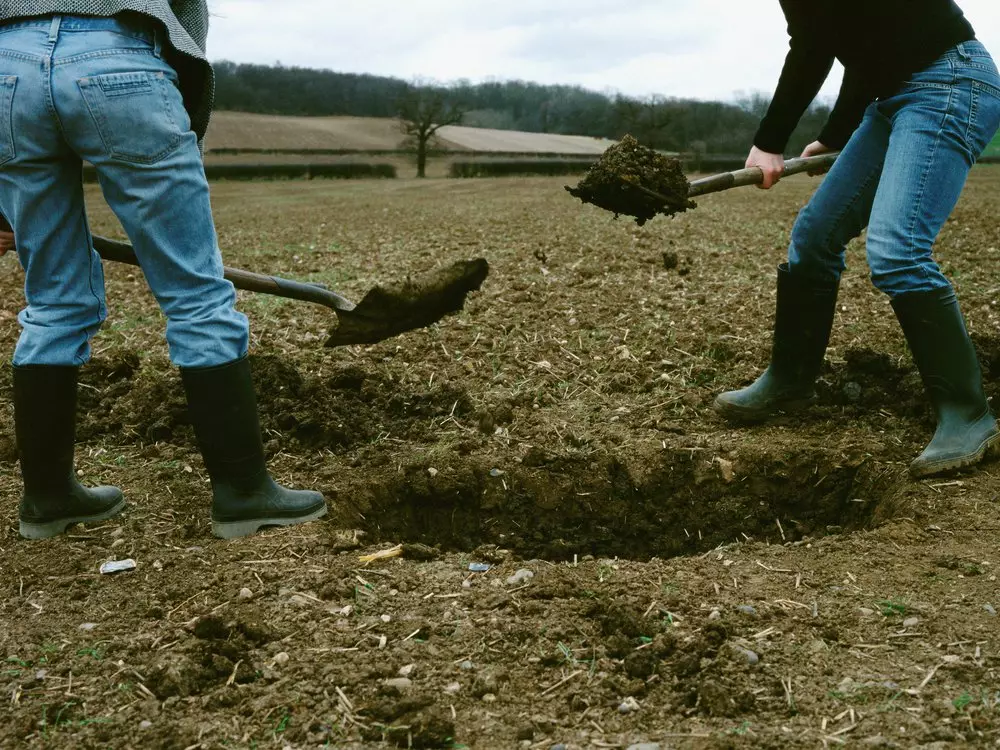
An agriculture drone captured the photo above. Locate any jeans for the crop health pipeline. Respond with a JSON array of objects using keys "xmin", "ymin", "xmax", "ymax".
[
  {"xmin": 0, "ymin": 14, "xmax": 248, "ymax": 368},
  {"xmin": 788, "ymin": 41, "xmax": 1000, "ymax": 297}
]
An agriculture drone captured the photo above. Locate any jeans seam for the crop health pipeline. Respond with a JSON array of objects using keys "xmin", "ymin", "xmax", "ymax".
[
  {"xmin": 904, "ymin": 87, "xmax": 954, "ymax": 291},
  {"xmin": 54, "ymin": 49, "xmax": 154, "ymax": 66},
  {"xmin": 0, "ymin": 49, "xmax": 41, "ymax": 63}
]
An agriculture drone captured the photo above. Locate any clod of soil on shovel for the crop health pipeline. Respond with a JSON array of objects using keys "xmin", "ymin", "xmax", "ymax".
[
  {"xmin": 325, "ymin": 258, "xmax": 490, "ymax": 346},
  {"xmin": 565, "ymin": 134, "xmax": 695, "ymax": 226}
]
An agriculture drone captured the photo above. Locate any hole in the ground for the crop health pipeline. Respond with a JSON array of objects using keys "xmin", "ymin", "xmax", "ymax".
[{"xmin": 345, "ymin": 445, "xmax": 909, "ymax": 560}]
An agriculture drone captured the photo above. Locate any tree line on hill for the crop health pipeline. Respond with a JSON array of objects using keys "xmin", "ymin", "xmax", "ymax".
[{"xmin": 213, "ymin": 61, "xmax": 833, "ymax": 157}]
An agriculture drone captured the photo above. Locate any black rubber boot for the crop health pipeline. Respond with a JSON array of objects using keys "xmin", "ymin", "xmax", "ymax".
[
  {"xmin": 714, "ymin": 264, "xmax": 838, "ymax": 421},
  {"xmin": 891, "ymin": 288, "xmax": 999, "ymax": 478},
  {"xmin": 180, "ymin": 357, "xmax": 327, "ymax": 539},
  {"xmin": 14, "ymin": 365, "xmax": 125, "ymax": 540}
]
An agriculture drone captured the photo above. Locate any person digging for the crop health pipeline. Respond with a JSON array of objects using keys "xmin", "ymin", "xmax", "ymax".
[
  {"xmin": 714, "ymin": 0, "xmax": 1000, "ymax": 478},
  {"xmin": 0, "ymin": 5, "xmax": 326, "ymax": 539}
]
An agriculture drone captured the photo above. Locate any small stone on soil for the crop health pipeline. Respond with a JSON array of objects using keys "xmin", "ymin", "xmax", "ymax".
[
  {"xmin": 984, "ymin": 604, "xmax": 997, "ymax": 616},
  {"xmin": 398, "ymin": 663, "xmax": 415, "ymax": 677},
  {"xmin": 736, "ymin": 605, "xmax": 757, "ymax": 616},
  {"xmin": 444, "ymin": 682, "xmax": 461, "ymax": 694},
  {"xmin": 79, "ymin": 622, "xmax": 97, "ymax": 631},
  {"xmin": 627, "ymin": 744, "xmax": 662, "ymax": 750},
  {"xmin": 618, "ymin": 696, "xmax": 641, "ymax": 714},
  {"xmin": 507, "ymin": 569, "xmax": 534, "ymax": 585},
  {"xmin": 460, "ymin": 660, "xmax": 474, "ymax": 671},
  {"xmin": 859, "ymin": 607, "xmax": 875, "ymax": 616},
  {"xmin": 708, "ymin": 609, "xmax": 721, "ymax": 621},
  {"xmin": 738, "ymin": 647, "xmax": 760, "ymax": 666},
  {"xmin": 238, "ymin": 587, "xmax": 253, "ymax": 600},
  {"xmin": 272, "ymin": 652, "xmax": 290, "ymax": 667},
  {"xmin": 384, "ymin": 677, "xmax": 412, "ymax": 690},
  {"xmin": 903, "ymin": 616, "xmax": 920, "ymax": 628},
  {"xmin": 139, "ymin": 720, "xmax": 152, "ymax": 730}
]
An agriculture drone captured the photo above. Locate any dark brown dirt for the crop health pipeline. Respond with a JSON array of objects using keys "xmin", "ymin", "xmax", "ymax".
[
  {"xmin": 1, "ymin": 170, "xmax": 999, "ymax": 748},
  {"xmin": 566, "ymin": 134, "xmax": 695, "ymax": 225},
  {"xmin": 327, "ymin": 258, "xmax": 490, "ymax": 346}
]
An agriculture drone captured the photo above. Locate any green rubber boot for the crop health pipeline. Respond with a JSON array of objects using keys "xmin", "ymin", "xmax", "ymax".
[
  {"xmin": 180, "ymin": 357, "xmax": 327, "ymax": 539},
  {"xmin": 891, "ymin": 288, "xmax": 1000, "ymax": 478},
  {"xmin": 14, "ymin": 365, "xmax": 125, "ymax": 540},
  {"xmin": 714, "ymin": 264, "xmax": 838, "ymax": 422}
]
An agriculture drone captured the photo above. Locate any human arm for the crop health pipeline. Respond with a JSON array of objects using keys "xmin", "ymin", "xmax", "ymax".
[
  {"xmin": 816, "ymin": 66, "xmax": 871, "ymax": 150},
  {"xmin": 750, "ymin": 3, "xmax": 835, "ymax": 188}
]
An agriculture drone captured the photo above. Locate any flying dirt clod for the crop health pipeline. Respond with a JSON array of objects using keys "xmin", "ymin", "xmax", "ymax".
[{"xmin": 565, "ymin": 134, "xmax": 695, "ymax": 226}]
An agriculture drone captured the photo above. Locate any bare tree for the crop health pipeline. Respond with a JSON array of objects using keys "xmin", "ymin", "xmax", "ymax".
[{"xmin": 397, "ymin": 82, "xmax": 465, "ymax": 178}]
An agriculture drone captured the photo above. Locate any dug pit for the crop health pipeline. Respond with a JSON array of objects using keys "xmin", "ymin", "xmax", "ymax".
[
  {"xmin": 34, "ymin": 351, "xmax": 913, "ymax": 561},
  {"xmin": 348, "ymin": 443, "xmax": 909, "ymax": 560}
]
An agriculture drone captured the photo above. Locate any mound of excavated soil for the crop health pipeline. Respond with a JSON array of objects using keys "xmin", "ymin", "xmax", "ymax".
[{"xmin": 566, "ymin": 134, "xmax": 695, "ymax": 225}]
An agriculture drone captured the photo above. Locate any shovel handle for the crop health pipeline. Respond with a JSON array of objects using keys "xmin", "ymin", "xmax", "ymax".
[
  {"xmin": 92, "ymin": 235, "xmax": 356, "ymax": 313},
  {"xmin": 688, "ymin": 152, "xmax": 840, "ymax": 198}
]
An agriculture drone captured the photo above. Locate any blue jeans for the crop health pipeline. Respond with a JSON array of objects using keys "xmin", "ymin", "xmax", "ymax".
[
  {"xmin": 789, "ymin": 41, "xmax": 1000, "ymax": 296},
  {"xmin": 0, "ymin": 14, "xmax": 248, "ymax": 368}
]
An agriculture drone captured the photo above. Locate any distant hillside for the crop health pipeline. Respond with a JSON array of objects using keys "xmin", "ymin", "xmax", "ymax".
[
  {"xmin": 204, "ymin": 112, "xmax": 614, "ymax": 155},
  {"xmin": 211, "ymin": 61, "xmax": 831, "ymax": 156}
]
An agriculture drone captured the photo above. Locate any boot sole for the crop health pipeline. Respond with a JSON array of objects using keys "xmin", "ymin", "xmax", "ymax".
[
  {"xmin": 19, "ymin": 498, "xmax": 127, "ymax": 541},
  {"xmin": 212, "ymin": 504, "xmax": 328, "ymax": 540},
  {"xmin": 909, "ymin": 431, "xmax": 1000, "ymax": 479},
  {"xmin": 713, "ymin": 394, "xmax": 817, "ymax": 423}
]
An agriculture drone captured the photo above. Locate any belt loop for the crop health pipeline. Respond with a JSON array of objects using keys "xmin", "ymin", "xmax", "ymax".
[
  {"xmin": 47, "ymin": 15, "xmax": 61, "ymax": 43},
  {"xmin": 956, "ymin": 42, "xmax": 971, "ymax": 61},
  {"xmin": 153, "ymin": 27, "xmax": 163, "ymax": 58}
]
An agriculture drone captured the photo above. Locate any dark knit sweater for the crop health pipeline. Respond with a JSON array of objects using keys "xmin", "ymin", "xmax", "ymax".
[{"xmin": 754, "ymin": 0, "xmax": 975, "ymax": 153}]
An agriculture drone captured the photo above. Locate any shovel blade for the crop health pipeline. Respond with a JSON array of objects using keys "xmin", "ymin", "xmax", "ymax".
[{"xmin": 325, "ymin": 258, "xmax": 489, "ymax": 347}]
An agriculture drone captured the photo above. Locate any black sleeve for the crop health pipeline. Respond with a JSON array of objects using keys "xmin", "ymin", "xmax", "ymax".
[
  {"xmin": 753, "ymin": 12, "xmax": 835, "ymax": 154},
  {"xmin": 817, "ymin": 67, "xmax": 872, "ymax": 149}
]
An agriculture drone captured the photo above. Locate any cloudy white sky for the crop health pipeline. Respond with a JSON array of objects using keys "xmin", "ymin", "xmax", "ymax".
[{"xmin": 209, "ymin": 1, "xmax": 1000, "ymax": 104}]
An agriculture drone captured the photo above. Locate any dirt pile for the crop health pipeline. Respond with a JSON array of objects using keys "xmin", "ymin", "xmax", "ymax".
[{"xmin": 565, "ymin": 134, "xmax": 695, "ymax": 225}]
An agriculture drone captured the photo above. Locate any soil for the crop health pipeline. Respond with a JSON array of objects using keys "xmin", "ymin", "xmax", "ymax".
[
  {"xmin": 1, "ymin": 170, "xmax": 1000, "ymax": 748},
  {"xmin": 327, "ymin": 258, "xmax": 490, "ymax": 347},
  {"xmin": 565, "ymin": 135, "xmax": 695, "ymax": 225}
]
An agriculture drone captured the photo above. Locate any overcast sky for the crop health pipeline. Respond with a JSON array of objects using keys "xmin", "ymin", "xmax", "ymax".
[{"xmin": 209, "ymin": 1, "xmax": 1000, "ymax": 104}]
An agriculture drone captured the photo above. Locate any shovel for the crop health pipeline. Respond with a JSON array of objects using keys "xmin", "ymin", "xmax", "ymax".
[
  {"xmin": 566, "ymin": 146, "xmax": 841, "ymax": 224},
  {"xmin": 92, "ymin": 235, "xmax": 489, "ymax": 347}
]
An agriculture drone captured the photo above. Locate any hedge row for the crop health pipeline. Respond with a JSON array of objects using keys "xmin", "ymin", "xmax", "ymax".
[
  {"xmin": 450, "ymin": 159, "xmax": 597, "ymax": 178},
  {"xmin": 82, "ymin": 162, "xmax": 396, "ymax": 182}
]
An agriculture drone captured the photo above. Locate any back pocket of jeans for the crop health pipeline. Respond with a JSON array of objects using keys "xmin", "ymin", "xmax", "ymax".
[
  {"xmin": 78, "ymin": 71, "xmax": 185, "ymax": 164},
  {"xmin": 0, "ymin": 76, "xmax": 17, "ymax": 167}
]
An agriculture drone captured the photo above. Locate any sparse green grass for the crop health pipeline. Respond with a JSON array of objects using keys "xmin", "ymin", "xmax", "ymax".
[
  {"xmin": 984, "ymin": 132, "xmax": 1000, "ymax": 158},
  {"xmin": 877, "ymin": 597, "xmax": 908, "ymax": 617}
]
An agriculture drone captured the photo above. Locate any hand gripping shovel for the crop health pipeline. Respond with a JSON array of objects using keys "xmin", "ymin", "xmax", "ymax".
[{"xmin": 92, "ymin": 236, "xmax": 489, "ymax": 347}]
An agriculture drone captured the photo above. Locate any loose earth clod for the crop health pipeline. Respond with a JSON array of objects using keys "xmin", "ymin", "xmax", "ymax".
[
  {"xmin": 565, "ymin": 134, "xmax": 696, "ymax": 225},
  {"xmin": 326, "ymin": 258, "xmax": 489, "ymax": 346}
]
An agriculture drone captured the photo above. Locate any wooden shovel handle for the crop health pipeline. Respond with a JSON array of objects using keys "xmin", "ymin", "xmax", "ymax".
[
  {"xmin": 91, "ymin": 235, "xmax": 356, "ymax": 313},
  {"xmin": 688, "ymin": 152, "xmax": 840, "ymax": 198}
]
